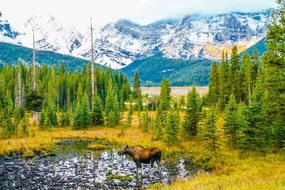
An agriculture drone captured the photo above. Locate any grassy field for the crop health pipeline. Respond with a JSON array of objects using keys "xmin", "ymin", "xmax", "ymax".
[
  {"xmin": 1, "ymin": 112, "xmax": 285, "ymax": 190},
  {"xmin": 141, "ymin": 86, "xmax": 208, "ymax": 97}
]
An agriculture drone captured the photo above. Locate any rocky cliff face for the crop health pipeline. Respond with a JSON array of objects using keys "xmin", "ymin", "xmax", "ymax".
[{"xmin": 0, "ymin": 10, "xmax": 271, "ymax": 69}]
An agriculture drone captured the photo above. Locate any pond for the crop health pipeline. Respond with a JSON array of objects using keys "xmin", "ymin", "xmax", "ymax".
[{"xmin": 0, "ymin": 140, "xmax": 198, "ymax": 189}]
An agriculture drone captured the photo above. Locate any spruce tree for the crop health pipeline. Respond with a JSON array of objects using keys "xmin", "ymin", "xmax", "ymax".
[
  {"xmin": 91, "ymin": 95, "xmax": 104, "ymax": 126},
  {"xmin": 218, "ymin": 52, "xmax": 228, "ymax": 110},
  {"xmin": 262, "ymin": 1, "xmax": 285, "ymax": 148},
  {"xmin": 159, "ymin": 78, "xmax": 171, "ymax": 110},
  {"xmin": 22, "ymin": 114, "xmax": 29, "ymax": 136},
  {"xmin": 105, "ymin": 81, "xmax": 120, "ymax": 126},
  {"xmin": 251, "ymin": 50, "xmax": 260, "ymax": 86},
  {"xmin": 240, "ymin": 52, "xmax": 252, "ymax": 104},
  {"xmin": 231, "ymin": 45, "xmax": 241, "ymax": 101},
  {"xmin": 40, "ymin": 108, "xmax": 46, "ymax": 128},
  {"xmin": 239, "ymin": 97, "xmax": 266, "ymax": 152},
  {"xmin": 223, "ymin": 95, "xmax": 239, "ymax": 148},
  {"xmin": 164, "ymin": 111, "xmax": 179, "ymax": 144},
  {"xmin": 204, "ymin": 108, "xmax": 218, "ymax": 154},
  {"xmin": 208, "ymin": 61, "xmax": 219, "ymax": 105},
  {"xmin": 153, "ymin": 104, "xmax": 164, "ymax": 140},
  {"xmin": 184, "ymin": 86, "xmax": 201, "ymax": 137},
  {"xmin": 133, "ymin": 70, "xmax": 141, "ymax": 99},
  {"xmin": 73, "ymin": 94, "xmax": 90, "ymax": 129}
]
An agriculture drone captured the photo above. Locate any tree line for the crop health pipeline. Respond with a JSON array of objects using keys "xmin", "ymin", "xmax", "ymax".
[{"xmin": 0, "ymin": 62, "xmax": 132, "ymax": 138}]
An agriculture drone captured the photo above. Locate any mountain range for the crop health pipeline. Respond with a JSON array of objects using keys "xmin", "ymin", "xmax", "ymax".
[{"xmin": 0, "ymin": 10, "xmax": 270, "ymax": 85}]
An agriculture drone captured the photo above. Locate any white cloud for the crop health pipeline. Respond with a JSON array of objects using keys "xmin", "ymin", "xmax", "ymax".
[{"xmin": 0, "ymin": 0, "xmax": 278, "ymax": 30}]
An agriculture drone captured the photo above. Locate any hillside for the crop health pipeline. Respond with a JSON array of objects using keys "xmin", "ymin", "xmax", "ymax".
[
  {"xmin": 121, "ymin": 53, "xmax": 212, "ymax": 86},
  {"xmin": 122, "ymin": 37, "xmax": 267, "ymax": 86},
  {"xmin": 0, "ymin": 42, "xmax": 89, "ymax": 70},
  {"xmin": 242, "ymin": 37, "xmax": 267, "ymax": 56}
]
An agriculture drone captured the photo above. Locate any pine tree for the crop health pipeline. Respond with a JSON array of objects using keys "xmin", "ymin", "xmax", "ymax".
[
  {"xmin": 262, "ymin": 1, "xmax": 285, "ymax": 148},
  {"xmin": 223, "ymin": 95, "xmax": 239, "ymax": 148},
  {"xmin": 164, "ymin": 111, "xmax": 179, "ymax": 144},
  {"xmin": 153, "ymin": 104, "xmax": 164, "ymax": 140},
  {"xmin": 22, "ymin": 114, "xmax": 29, "ymax": 136},
  {"xmin": 240, "ymin": 52, "xmax": 252, "ymax": 104},
  {"xmin": 251, "ymin": 50, "xmax": 260, "ymax": 86},
  {"xmin": 105, "ymin": 81, "xmax": 120, "ymax": 126},
  {"xmin": 208, "ymin": 61, "xmax": 219, "ymax": 105},
  {"xmin": 239, "ymin": 97, "xmax": 266, "ymax": 152},
  {"xmin": 40, "ymin": 108, "xmax": 46, "ymax": 128},
  {"xmin": 133, "ymin": 70, "xmax": 141, "ymax": 99},
  {"xmin": 184, "ymin": 86, "xmax": 201, "ymax": 137},
  {"xmin": 159, "ymin": 78, "xmax": 171, "ymax": 110},
  {"xmin": 204, "ymin": 108, "xmax": 218, "ymax": 154},
  {"xmin": 140, "ymin": 108, "xmax": 151, "ymax": 133},
  {"xmin": 73, "ymin": 94, "xmax": 90, "ymax": 129},
  {"xmin": 91, "ymin": 95, "xmax": 104, "ymax": 126},
  {"xmin": 218, "ymin": 51, "xmax": 228, "ymax": 110},
  {"xmin": 81, "ymin": 94, "xmax": 91, "ymax": 128},
  {"xmin": 46, "ymin": 105, "xmax": 57, "ymax": 127},
  {"xmin": 231, "ymin": 45, "xmax": 241, "ymax": 101}
]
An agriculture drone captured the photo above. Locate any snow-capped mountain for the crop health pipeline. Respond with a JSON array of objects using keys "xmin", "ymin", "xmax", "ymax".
[
  {"xmin": 0, "ymin": 11, "xmax": 20, "ymax": 44},
  {"xmin": 0, "ymin": 10, "xmax": 271, "ymax": 69},
  {"xmin": 18, "ymin": 13, "xmax": 83, "ymax": 56}
]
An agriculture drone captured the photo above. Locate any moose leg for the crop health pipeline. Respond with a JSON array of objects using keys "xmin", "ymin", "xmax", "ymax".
[
  {"xmin": 139, "ymin": 163, "xmax": 143, "ymax": 184},
  {"xmin": 150, "ymin": 161, "xmax": 154, "ymax": 175},
  {"xmin": 157, "ymin": 161, "xmax": 162, "ymax": 182}
]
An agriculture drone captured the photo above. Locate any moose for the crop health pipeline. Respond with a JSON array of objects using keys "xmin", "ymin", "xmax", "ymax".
[{"xmin": 118, "ymin": 144, "xmax": 162, "ymax": 182}]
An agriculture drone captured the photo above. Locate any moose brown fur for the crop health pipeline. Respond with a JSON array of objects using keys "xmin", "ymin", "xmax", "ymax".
[{"xmin": 118, "ymin": 144, "xmax": 162, "ymax": 181}]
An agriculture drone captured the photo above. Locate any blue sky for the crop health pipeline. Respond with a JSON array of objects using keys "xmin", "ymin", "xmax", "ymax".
[{"xmin": 0, "ymin": 0, "xmax": 278, "ymax": 29}]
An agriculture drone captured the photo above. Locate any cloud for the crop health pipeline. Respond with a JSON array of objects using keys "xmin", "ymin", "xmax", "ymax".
[{"xmin": 0, "ymin": 0, "xmax": 278, "ymax": 30}]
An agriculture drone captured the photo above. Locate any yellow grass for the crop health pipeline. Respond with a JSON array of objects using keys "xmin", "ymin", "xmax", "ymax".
[
  {"xmin": 157, "ymin": 153, "xmax": 285, "ymax": 190},
  {"xmin": 0, "ymin": 113, "xmax": 180, "ymax": 156}
]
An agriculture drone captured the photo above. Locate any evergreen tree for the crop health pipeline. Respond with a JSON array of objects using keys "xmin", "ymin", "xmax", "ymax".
[
  {"xmin": 218, "ymin": 51, "xmax": 228, "ymax": 110},
  {"xmin": 40, "ymin": 108, "xmax": 46, "ymax": 128},
  {"xmin": 262, "ymin": 1, "xmax": 285, "ymax": 148},
  {"xmin": 251, "ymin": 50, "xmax": 260, "ymax": 86},
  {"xmin": 240, "ymin": 52, "xmax": 252, "ymax": 104},
  {"xmin": 239, "ymin": 97, "xmax": 266, "ymax": 152},
  {"xmin": 153, "ymin": 104, "xmax": 164, "ymax": 140},
  {"xmin": 231, "ymin": 45, "xmax": 241, "ymax": 100},
  {"xmin": 133, "ymin": 70, "xmax": 141, "ymax": 99},
  {"xmin": 22, "ymin": 114, "xmax": 29, "ymax": 136},
  {"xmin": 73, "ymin": 94, "xmax": 90, "ymax": 129},
  {"xmin": 159, "ymin": 78, "xmax": 171, "ymax": 110},
  {"xmin": 140, "ymin": 108, "xmax": 151, "ymax": 133},
  {"xmin": 204, "ymin": 108, "xmax": 218, "ymax": 154},
  {"xmin": 184, "ymin": 86, "xmax": 201, "ymax": 137},
  {"xmin": 208, "ymin": 61, "xmax": 219, "ymax": 105},
  {"xmin": 223, "ymin": 95, "xmax": 239, "ymax": 147},
  {"xmin": 91, "ymin": 95, "xmax": 104, "ymax": 126},
  {"xmin": 105, "ymin": 81, "xmax": 120, "ymax": 126},
  {"xmin": 46, "ymin": 105, "xmax": 57, "ymax": 127},
  {"xmin": 164, "ymin": 111, "xmax": 179, "ymax": 144}
]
